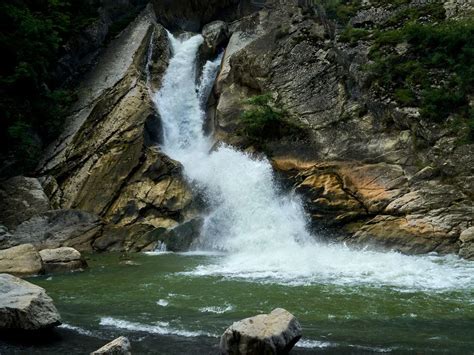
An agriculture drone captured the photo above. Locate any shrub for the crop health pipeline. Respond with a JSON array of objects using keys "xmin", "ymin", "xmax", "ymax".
[
  {"xmin": 366, "ymin": 18, "xmax": 474, "ymax": 141},
  {"xmin": 240, "ymin": 94, "xmax": 284, "ymax": 139}
]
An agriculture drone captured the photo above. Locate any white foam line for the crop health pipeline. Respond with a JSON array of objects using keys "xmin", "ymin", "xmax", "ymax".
[
  {"xmin": 99, "ymin": 317, "xmax": 217, "ymax": 338},
  {"xmin": 58, "ymin": 323, "xmax": 94, "ymax": 336}
]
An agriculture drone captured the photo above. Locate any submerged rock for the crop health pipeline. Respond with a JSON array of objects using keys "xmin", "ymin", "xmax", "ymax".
[
  {"xmin": 39, "ymin": 247, "xmax": 87, "ymax": 274},
  {"xmin": 220, "ymin": 308, "xmax": 302, "ymax": 354},
  {"xmin": 0, "ymin": 273, "xmax": 61, "ymax": 330},
  {"xmin": 91, "ymin": 336, "xmax": 131, "ymax": 355},
  {"xmin": 0, "ymin": 244, "xmax": 43, "ymax": 277}
]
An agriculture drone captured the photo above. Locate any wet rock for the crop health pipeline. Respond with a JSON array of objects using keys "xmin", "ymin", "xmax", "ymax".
[
  {"xmin": 201, "ymin": 20, "xmax": 230, "ymax": 59},
  {"xmin": 6, "ymin": 209, "xmax": 103, "ymax": 251},
  {"xmin": 0, "ymin": 273, "xmax": 61, "ymax": 330},
  {"xmin": 39, "ymin": 247, "xmax": 87, "ymax": 274},
  {"xmin": 91, "ymin": 336, "xmax": 131, "ymax": 355},
  {"xmin": 0, "ymin": 176, "xmax": 50, "ymax": 230},
  {"xmin": 459, "ymin": 227, "xmax": 474, "ymax": 260},
  {"xmin": 220, "ymin": 308, "xmax": 302, "ymax": 355},
  {"xmin": 0, "ymin": 244, "xmax": 43, "ymax": 277},
  {"xmin": 144, "ymin": 218, "xmax": 203, "ymax": 252}
]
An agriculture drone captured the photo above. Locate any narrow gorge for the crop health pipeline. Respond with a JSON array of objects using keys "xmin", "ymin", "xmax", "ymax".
[{"xmin": 0, "ymin": 0, "xmax": 473, "ymax": 354}]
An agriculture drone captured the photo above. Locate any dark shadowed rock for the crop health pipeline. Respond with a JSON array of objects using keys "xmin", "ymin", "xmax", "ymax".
[
  {"xmin": 0, "ymin": 244, "xmax": 43, "ymax": 277},
  {"xmin": 144, "ymin": 218, "xmax": 203, "ymax": 252},
  {"xmin": 220, "ymin": 308, "xmax": 302, "ymax": 355},
  {"xmin": 5, "ymin": 210, "xmax": 103, "ymax": 251},
  {"xmin": 91, "ymin": 336, "xmax": 131, "ymax": 355},
  {"xmin": 0, "ymin": 273, "xmax": 61, "ymax": 330},
  {"xmin": 201, "ymin": 20, "xmax": 230, "ymax": 58},
  {"xmin": 0, "ymin": 176, "xmax": 50, "ymax": 230}
]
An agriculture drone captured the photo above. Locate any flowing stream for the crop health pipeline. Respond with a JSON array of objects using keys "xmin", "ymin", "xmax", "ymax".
[{"xmin": 5, "ymin": 32, "xmax": 473, "ymax": 355}]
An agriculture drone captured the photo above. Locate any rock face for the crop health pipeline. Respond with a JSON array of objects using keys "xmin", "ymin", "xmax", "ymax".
[
  {"xmin": 91, "ymin": 336, "xmax": 132, "ymax": 355},
  {"xmin": 3, "ymin": 210, "xmax": 103, "ymax": 252},
  {"xmin": 0, "ymin": 177, "xmax": 50, "ymax": 230},
  {"xmin": 151, "ymin": 0, "xmax": 259, "ymax": 32},
  {"xmin": 39, "ymin": 247, "xmax": 87, "ymax": 274},
  {"xmin": 0, "ymin": 273, "xmax": 61, "ymax": 330},
  {"xmin": 211, "ymin": 0, "xmax": 474, "ymax": 258},
  {"xmin": 201, "ymin": 21, "xmax": 230, "ymax": 58},
  {"xmin": 35, "ymin": 5, "xmax": 196, "ymax": 252},
  {"xmin": 0, "ymin": 244, "xmax": 43, "ymax": 277},
  {"xmin": 220, "ymin": 308, "xmax": 302, "ymax": 355}
]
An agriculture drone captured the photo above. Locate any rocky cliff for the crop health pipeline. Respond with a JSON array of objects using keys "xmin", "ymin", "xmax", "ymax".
[
  {"xmin": 211, "ymin": 0, "xmax": 473, "ymax": 258},
  {"xmin": 1, "ymin": 5, "xmax": 196, "ymax": 253}
]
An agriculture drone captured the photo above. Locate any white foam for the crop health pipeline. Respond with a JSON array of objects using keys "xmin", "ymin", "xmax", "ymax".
[
  {"xmin": 295, "ymin": 339, "xmax": 334, "ymax": 349},
  {"xmin": 157, "ymin": 299, "xmax": 169, "ymax": 307},
  {"xmin": 99, "ymin": 317, "xmax": 216, "ymax": 338},
  {"xmin": 58, "ymin": 323, "xmax": 93, "ymax": 336},
  {"xmin": 198, "ymin": 304, "xmax": 234, "ymax": 314},
  {"xmin": 143, "ymin": 251, "xmax": 172, "ymax": 256}
]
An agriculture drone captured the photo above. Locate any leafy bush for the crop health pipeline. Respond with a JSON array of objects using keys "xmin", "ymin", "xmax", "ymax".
[
  {"xmin": 240, "ymin": 94, "xmax": 284, "ymax": 139},
  {"xmin": 367, "ymin": 18, "xmax": 474, "ymax": 142},
  {"xmin": 339, "ymin": 27, "xmax": 370, "ymax": 44}
]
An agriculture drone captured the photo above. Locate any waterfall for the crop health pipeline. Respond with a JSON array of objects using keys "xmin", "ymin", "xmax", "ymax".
[{"xmin": 152, "ymin": 33, "xmax": 474, "ymax": 289}]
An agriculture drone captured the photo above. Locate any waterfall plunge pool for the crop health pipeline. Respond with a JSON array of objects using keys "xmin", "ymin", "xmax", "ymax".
[{"xmin": 1, "ymin": 252, "xmax": 473, "ymax": 354}]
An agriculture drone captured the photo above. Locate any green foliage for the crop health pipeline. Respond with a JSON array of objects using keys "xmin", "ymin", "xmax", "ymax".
[
  {"xmin": 312, "ymin": 0, "xmax": 362, "ymax": 24},
  {"xmin": 339, "ymin": 27, "xmax": 370, "ymax": 44},
  {"xmin": 367, "ymin": 18, "xmax": 474, "ymax": 142},
  {"xmin": 240, "ymin": 94, "xmax": 284, "ymax": 139},
  {"xmin": 0, "ymin": 0, "xmax": 99, "ymax": 175}
]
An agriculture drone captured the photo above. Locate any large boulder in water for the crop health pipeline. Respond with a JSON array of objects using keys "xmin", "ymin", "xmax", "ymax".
[
  {"xmin": 0, "ymin": 273, "xmax": 61, "ymax": 330},
  {"xmin": 91, "ymin": 336, "xmax": 132, "ymax": 355},
  {"xmin": 0, "ymin": 244, "xmax": 43, "ymax": 277},
  {"xmin": 39, "ymin": 247, "xmax": 87, "ymax": 274},
  {"xmin": 220, "ymin": 308, "xmax": 302, "ymax": 354}
]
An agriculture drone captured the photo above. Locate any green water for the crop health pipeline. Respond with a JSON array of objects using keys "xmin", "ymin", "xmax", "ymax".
[{"xmin": 4, "ymin": 252, "xmax": 474, "ymax": 354}]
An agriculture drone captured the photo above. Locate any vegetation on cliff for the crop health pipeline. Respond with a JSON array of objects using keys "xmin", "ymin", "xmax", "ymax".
[
  {"xmin": 318, "ymin": 0, "xmax": 474, "ymax": 143},
  {"xmin": 0, "ymin": 0, "xmax": 102, "ymax": 175},
  {"xmin": 240, "ymin": 94, "xmax": 305, "ymax": 143}
]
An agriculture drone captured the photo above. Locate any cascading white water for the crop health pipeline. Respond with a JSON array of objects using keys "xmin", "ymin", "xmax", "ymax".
[{"xmin": 153, "ymin": 33, "xmax": 474, "ymax": 290}]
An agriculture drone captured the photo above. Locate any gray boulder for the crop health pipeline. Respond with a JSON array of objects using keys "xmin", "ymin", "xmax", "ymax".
[
  {"xmin": 0, "ymin": 244, "xmax": 43, "ymax": 277},
  {"xmin": 0, "ymin": 273, "xmax": 61, "ymax": 330},
  {"xmin": 91, "ymin": 336, "xmax": 132, "ymax": 355},
  {"xmin": 220, "ymin": 308, "xmax": 302, "ymax": 354},
  {"xmin": 202, "ymin": 20, "xmax": 229, "ymax": 55},
  {"xmin": 4, "ymin": 209, "xmax": 103, "ymax": 251},
  {"xmin": 39, "ymin": 247, "xmax": 88, "ymax": 274},
  {"xmin": 0, "ymin": 176, "xmax": 50, "ymax": 230}
]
